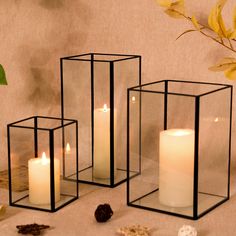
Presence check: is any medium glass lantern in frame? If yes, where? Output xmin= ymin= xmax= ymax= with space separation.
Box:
xmin=7 ymin=116 xmax=78 ymax=212
xmin=127 ymin=80 xmax=232 ymax=219
xmin=60 ymin=53 xmax=141 ymax=187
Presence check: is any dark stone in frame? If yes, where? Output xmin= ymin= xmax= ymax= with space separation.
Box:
xmin=94 ymin=203 xmax=113 ymax=223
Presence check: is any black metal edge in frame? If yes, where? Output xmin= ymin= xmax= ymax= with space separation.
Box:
xmin=129 ymin=89 xmax=197 ymax=97
xmin=76 ymin=120 xmax=79 ymax=198
xmin=164 ymin=80 xmax=168 ymax=130
xmin=110 ymin=61 xmax=115 ymax=186
xmin=199 ymin=86 xmax=231 ymax=97
xmin=127 ymin=89 xmax=130 ymax=203
xmin=128 ymin=80 xmax=231 ymax=96
xmin=128 ymin=203 xmax=195 ymax=220
xmin=228 ymin=86 xmax=233 ymax=198
xmin=49 ymin=130 xmax=55 ymax=211
xmin=196 ymin=197 xmax=229 ymax=219
xmin=7 ymin=125 xmax=12 ymax=205
xmin=193 ymin=96 xmax=200 ymax=218
xmin=60 ymin=53 xmax=141 ymax=61
xmin=112 ymin=55 xmax=140 ymax=63
xmin=129 ymin=80 xmax=166 ymax=90
xmin=167 ymin=79 xmax=232 ymax=87
xmin=60 ymin=53 xmax=91 ymax=60
xmin=91 ymin=54 xmax=94 ymax=170
xmin=60 ymin=57 xmax=66 ymax=179
xmin=7 ymin=116 xmax=36 ymax=126
xmin=10 ymin=195 xmax=78 ymax=213
xmin=34 ymin=117 xmax=38 ymax=158
xmin=138 ymin=56 xmax=142 ymax=175
xmin=9 ymin=119 xmax=77 ymax=131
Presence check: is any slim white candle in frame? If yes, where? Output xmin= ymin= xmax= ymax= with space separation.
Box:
xmin=159 ymin=129 xmax=194 ymax=207
xmin=93 ymin=104 xmax=116 ymax=179
xmin=28 ymin=152 xmax=60 ymax=205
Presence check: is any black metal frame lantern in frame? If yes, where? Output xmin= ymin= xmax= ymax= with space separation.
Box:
xmin=127 ymin=80 xmax=232 ymax=220
xmin=60 ymin=53 xmax=141 ymax=187
xmin=7 ymin=116 xmax=79 ymax=212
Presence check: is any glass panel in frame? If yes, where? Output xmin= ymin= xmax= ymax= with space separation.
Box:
xmin=167 ymin=94 xmax=195 ymax=129
xmin=9 ymin=126 xmax=52 ymax=211
xmin=114 ymin=58 xmax=140 ymax=184
xmin=62 ymin=60 xmax=92 ymax=179
xmin=54 ymin=126 xmax=77 ymax=209
xmin=198 ymin=88 xmax=231 ymax=216
xmin=128 ymin=90 xmax=141 ymax=179
xmin=129 ymin=91 xmax=163 ymax=211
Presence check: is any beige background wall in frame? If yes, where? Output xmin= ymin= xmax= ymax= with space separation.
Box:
xmin=0 ymin=0 xmax=235 ymax=170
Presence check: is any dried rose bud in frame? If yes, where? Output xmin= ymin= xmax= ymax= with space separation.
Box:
xmin=94 ymin=203 xmax=113 ymax=223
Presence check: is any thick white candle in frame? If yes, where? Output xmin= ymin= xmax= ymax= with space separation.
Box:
xmin=159 ymin=129 xmax=194 ymax=207
xmin=28 ymin=152 xmax=60 ymax=205
xmin=93 ymin=104 xmax=116 ymax=179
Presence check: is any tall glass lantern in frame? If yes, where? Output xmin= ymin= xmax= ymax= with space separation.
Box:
xmin=61 ymin=53 xmax=141 ymax=187
xmin=127 ymin=80 xmax=232 ymax=219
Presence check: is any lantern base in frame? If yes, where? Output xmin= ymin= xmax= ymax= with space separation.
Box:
xmin=129 ymin=189 xmax=228 ymax=220
xmin=65 ymin=167 xmax=139 ymax=188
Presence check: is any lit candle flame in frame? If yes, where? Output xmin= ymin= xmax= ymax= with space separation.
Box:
xmin=214 ymin=117 xmax=219 ymax=122
xmin=66 ymin=143 xmax=71 ymax=154
xmin=131 ymin=96 xmax=136 ymax=103
xmin=42 ymin=152 xmax=48 ymax=165
xmin=103 ymin=104 xmax=108 ymax=112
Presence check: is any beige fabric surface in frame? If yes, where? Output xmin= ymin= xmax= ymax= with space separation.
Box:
xmin=0 ymin=175 xmax=235 ymax=236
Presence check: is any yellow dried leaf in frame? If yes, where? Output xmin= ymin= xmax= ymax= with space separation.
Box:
xmin=209 ymin=57 xmax=236 ymax=71
xmin=156 ymin=0 xmax=172 ymax=7
xmin=224 ymin=66 xmax=236 ymax=80
xmin=227 ymin=29 xmax=236 ymax=39
xmin=208 ymin=5 xmax=220 ymax=33
xmin=170 ymin=0 xmax=185 ymax=13
xmin=208 ymin=0 xmax=229 ymax=37
xmin=218 ymin=12 xmax=227 ymax=37
xmin=164 ymin=8 xmax=184 ymax=19
xmin=191 ymin=15 xmax=200 ymax=30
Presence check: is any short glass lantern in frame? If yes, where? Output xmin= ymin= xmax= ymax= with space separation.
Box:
xmin=127 ymin=80 xmax=232 ymax=220
xmin=7 ymin=116 xmax=78 ymax=212
xmin=60 ymin=53 xmax=141 ymax=187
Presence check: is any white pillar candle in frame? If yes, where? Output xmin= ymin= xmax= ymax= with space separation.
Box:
xmin=28 ymin=152 xmax=60 ymax=205
xmin=93 ymin=104 xmax=117 ymax=179
xmin=159 ymin=129 xmax=194 ymax=207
